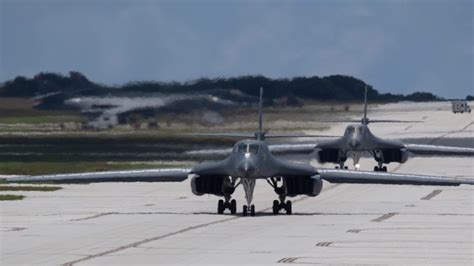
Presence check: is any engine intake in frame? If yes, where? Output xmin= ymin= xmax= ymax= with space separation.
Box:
xmin=316 ymin=148 xmax=343 ymax=163
xmin=381 ymin=148 xmax=408 ymax=163
xmin=191 ymin=175 xmax=226 ymax=196
xmin=285 ymin=176 xmax=323 ymax=197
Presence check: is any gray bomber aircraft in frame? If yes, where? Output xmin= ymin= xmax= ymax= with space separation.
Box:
xmin=5 ymin=88 xmax=474 ymax=216
xmin=307 ymin=87 xmax=474 ymax=171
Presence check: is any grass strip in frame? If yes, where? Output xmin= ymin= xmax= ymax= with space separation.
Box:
xmin=0 ymin=185 xmax=62 ymax=191
xmin=0 ymin=162 xmax=168 ymax=175
xmin=0 ymin=194 xmax=24 ymax=201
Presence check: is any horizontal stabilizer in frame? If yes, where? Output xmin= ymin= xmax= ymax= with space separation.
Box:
xmin=181 ymin=132 xmax=337 ymax=139
xmin=181 ymin=132 xmax=256 ymax=138
xmin=314 ymin=119 xmax=422 ymax=124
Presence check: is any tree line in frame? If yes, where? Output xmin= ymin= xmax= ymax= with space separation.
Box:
xmin=0 ymin=71 xmax=444 ymax=102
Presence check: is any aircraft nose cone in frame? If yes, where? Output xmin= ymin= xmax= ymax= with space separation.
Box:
xmin=349 ymin=139 xmax=360 ymax=148
xmin=238 ymin=162 xmax=256 ymax=177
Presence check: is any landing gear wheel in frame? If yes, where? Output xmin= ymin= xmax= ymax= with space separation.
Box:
xmin=382 ymin=166 xmax=387 ymax=172
xmin=250 ymin=205 xmax=255 ymax=216
xmin=230 ymin=199 xmax=237 ymax=214
xmin=272 ymin=200 xmax=279 ymax=214
xmin=217 ymin=199 xmax=224 ymax=214
xmin=242 ymin=205 xmax=248 ymax=216
xmin=374 ymin=166 xmax=379 ymax=172
xmin=344 ymin=166 xmax=348 ymax=170
xmin=285 ymin=200 xmax=292 ymax=215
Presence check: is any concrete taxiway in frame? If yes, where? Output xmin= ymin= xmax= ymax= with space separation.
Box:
xmin=1 ymin=101 xmax=473 ymax=265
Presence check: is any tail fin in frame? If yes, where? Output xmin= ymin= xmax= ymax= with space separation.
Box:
xmin=256 ymin=87 xmax=265 ymax=140
xmin=362 ymin=85 xmax=369 ymax=125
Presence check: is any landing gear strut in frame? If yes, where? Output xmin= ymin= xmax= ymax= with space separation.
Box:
xmin=217 ymin=196 xmax=237 ymax=214
xmin=241 ymin=178 xmax=256 ymax=216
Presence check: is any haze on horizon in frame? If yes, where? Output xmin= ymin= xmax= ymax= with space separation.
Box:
xmin=1 ymin=0 xmax=472 ymax=98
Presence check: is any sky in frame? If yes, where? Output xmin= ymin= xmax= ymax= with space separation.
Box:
xmin=1 ymin=0 xmax=472 ymax=98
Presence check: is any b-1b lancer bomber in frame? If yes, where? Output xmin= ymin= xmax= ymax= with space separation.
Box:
xmin=5 ymin=88 xmax=474 ymax=216
xmin=274 ymin=87 xmax=474 ymax=171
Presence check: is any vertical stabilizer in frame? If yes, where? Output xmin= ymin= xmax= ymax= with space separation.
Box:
xmin=256 ymin=87 xmax=264 ymax=140
xmin=362 ymin=85 xmax=368 ymax=125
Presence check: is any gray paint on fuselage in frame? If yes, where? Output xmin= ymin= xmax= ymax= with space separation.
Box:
xmin=191 ymin=139 xmax=316 ymax=179
xmin=319 ymin=123 xmax=404 ymax=152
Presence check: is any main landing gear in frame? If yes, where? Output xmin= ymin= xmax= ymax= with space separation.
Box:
xmin=374 ymin=164 xmax=387 ymax=172
xmin=373 ymin=151 xmax=387 ymax=172
xmin=267 ymin=177 xmax=293 ymax=215
xmin=272 ymin=198 xmax=292 ymax=215
xmin=217 ymin=196 xmax=237 ymax=214
xmin=335 ymin=161 xmax=348 ymax=170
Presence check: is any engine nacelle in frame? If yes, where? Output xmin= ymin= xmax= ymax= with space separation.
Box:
xmin=315 ymin=148 xmax=343 ymax=163
xmin=285 ymin=175 xmax=323 ymax=197
xmin=381 ymin=148 xmax=409 ymax=163
xmin=191 ymin=175 xmax=225 ymax=196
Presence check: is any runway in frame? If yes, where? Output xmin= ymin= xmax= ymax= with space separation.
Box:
xmin=1 ymin=101 xmax=473 ymax=265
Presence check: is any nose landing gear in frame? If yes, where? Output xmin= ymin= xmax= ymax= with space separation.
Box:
xmin=242 ymin=204 xmax=255 ymax=216
xmin=241 ymin=178 xmax=256 ymax=216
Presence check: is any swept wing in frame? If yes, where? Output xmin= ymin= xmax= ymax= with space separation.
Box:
xmin=4 ymin=168 xmax=191 ymax=184
xmin=405 ymin=144 xmax=474 ymax=156
xmin=318 ymin=168 xmax=474 ymax=186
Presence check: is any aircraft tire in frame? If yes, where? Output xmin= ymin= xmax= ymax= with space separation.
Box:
xmin=272 ymin=200 xmax=279 ymax=214
xmin=230 ymin=199 xmax=237 ymax=214
xmin=218 ymin=199 xmax=224 ymax=214
xmin=382 ymin=166 xmax=387 ymax=172
xmin=242 ymin=205 xmax=248 ymax=216
xmin=285 ymin=200 xmax=292 ymax=215
xmin=250 ymin=205 xmax=255 ymax=216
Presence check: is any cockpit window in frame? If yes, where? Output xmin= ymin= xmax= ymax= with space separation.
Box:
xmin=346 ymin=126 xmax=354 ymax=135
xmin=236 ymin=144 xmax=260 ymax=154
xmin=248 ymin=144 xmax=259 ymax=154
xmin=237 ymin=144 xmax=247 ymax=153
